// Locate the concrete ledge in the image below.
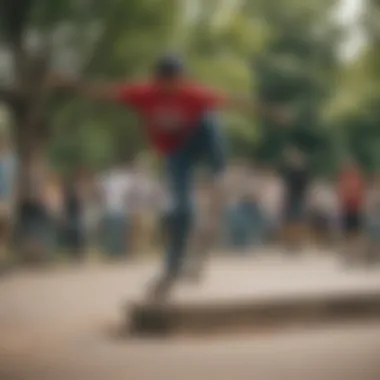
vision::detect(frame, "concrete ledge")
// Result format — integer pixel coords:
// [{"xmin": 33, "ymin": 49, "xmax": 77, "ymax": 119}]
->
[
  {"xmin": 128, "ymin": 291, "xmax": 380, "ymax": 336},
  {"xmin": 125, "ymin": 256, "xmax": 380, "ymax": 336}
]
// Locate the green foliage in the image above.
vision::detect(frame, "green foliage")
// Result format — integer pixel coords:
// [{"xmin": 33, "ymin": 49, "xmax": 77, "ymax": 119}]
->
[{"xmin": 1, "ymin": 0, "xmax": 380, "ymax": 175}]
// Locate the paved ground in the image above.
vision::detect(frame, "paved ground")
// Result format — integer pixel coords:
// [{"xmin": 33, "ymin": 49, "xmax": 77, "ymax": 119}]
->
[{"xmin": 1, "ymin": 253, "xmax": 380, "ymax": 379}]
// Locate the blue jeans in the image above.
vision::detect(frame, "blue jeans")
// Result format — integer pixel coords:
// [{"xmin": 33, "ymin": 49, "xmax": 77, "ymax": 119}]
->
[
  {"xmin": 225, "ymin": 204, "xmax": 250, "ymax": 249},
  {"xmin": 225, "ymin": 201, "xmax": 264, "ymax": 250},
  {"xmin": 102, "ymin": 212, "xmax": 128, "ymax": 256},
  {"xmin": 164, "ymin": 113, "xmax": 226, "ymax": 276}
]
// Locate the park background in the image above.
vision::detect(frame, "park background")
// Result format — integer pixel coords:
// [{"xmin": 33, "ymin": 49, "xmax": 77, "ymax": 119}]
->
[
  {"xmin": 1, "ymin": 2, "xmax": 380, "ymax": 380},
  {"xmin": 0, "ymin": 0, "xmax": 379, "ymax": 178}
]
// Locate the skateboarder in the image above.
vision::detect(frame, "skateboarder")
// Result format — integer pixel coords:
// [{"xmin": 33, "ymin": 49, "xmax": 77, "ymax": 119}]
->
[{"xmin": 50, "ymin": 55, "xmax": 288, "ymax": 301}]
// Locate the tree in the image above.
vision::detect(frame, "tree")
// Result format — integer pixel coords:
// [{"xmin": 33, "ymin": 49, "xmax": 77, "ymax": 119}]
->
[
  {"xmin": 245, "ymin": 0, "xmax": 341, "ymax": 169},
  {"xmin": 0, "ymin": 0, "xmax": 181, "ymax": 257},
  {"xmin": 325, "ymin": 0, "xmax": 380, "ymax": 172}
]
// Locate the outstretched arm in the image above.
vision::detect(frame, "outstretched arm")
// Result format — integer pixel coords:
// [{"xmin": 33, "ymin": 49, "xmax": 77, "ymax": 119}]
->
[
  {"xmin": 196, "ymin": 86, "xmax": 292, "ymax": 124},
  {"xmin": 223, "ymin": 94, "xmax": 292, "ymax": 124},
  {"xmin": 47, "ymin": 73, "xmax": 122, "ymax": 102}
]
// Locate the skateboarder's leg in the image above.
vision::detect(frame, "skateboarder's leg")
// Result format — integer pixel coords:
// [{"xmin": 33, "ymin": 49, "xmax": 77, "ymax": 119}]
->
[
  {"xmin": 187, "ymin": 113, "xmax": 227, "ymax": 278},
  {"xmin": 148, "ymin": 137, "xmax": 197, "ymax": 301}
]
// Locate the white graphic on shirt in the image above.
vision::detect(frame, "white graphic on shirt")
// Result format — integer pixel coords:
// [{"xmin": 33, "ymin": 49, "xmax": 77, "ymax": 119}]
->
[{"xmin": 153, "ymin": 106, "xmax": 185, "ymax": 132}]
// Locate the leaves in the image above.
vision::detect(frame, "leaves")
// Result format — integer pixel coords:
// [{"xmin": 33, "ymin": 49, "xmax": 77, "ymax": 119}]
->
[{"xmin": 1, "ymin": 0, "xmax": 379, "ymax": 174}]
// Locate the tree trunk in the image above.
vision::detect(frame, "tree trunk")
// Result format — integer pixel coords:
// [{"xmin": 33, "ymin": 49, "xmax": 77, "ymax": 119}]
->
[
  {"xmin": 1, "ymin": 0, "xmax": 53, "ymax": 263},
  {"xmin": 11, "ymin": 58, "xmax": 51, "ymax": 262},
  {"xmin": 12, "ymin": 94, "xmax": 51, "ymax": 262}
]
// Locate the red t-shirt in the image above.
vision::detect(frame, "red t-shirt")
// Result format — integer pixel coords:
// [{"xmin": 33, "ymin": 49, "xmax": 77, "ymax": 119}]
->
[
  {"xmin": 116, "ymin": 82, "xmax": 224, "ymax": 154},
  {"xmin": 338, "ymin": 169, "xmax": 365, "ymax": 211}
]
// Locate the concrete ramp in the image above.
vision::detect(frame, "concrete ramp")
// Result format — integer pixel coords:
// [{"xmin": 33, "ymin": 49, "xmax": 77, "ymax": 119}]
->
[{"xmin": 127, "ymin": 256, "xmax": 380, "ymax": 335}]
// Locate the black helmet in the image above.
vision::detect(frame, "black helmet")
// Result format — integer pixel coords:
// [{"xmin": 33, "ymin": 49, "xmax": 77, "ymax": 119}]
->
[{"xmin": 154, "ymin": 54, "xmax": 185, "ymax": 78}]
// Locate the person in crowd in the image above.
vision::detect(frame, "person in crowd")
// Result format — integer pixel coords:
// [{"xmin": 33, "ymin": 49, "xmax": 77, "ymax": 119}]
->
[
  {"xmin": 81, "ymin": 169, "xmax": 102, "ymax": 255},
  {"xmin": 337, "ymin": 159, "xmax": 366, "ymax": 265},
  {"xmin": 99, "ymin": 161, "xmax": 134, "ymax": 258},
  {"xmin": 0, "ymin": 132, "xmax": 17, "ymax": 271},
  {"xmin": 280, "ymin": 147, "xmax": 311, "ymax": 254},
  {"xmin": 223, "ymin": 161, "xmax": 253, "ymax": 251},
  {"xmin": 241, "ymin": 165, "xmax": 265, "ymax": 249},
  {"xmin": 364, "ymin": 173, "xmax": 380, "ymax": 264},
  {"xmin": 17, "ymin": 149, "xmax": 51, "ymax": 263},
  {"xmin": 128, "ymin": 157, "xmax": 159, "ymax": 256},
  {"xmin": 61, "ymin": 167, "xmax": 91, "ymax": 261},
  {"xmin": 259, "ymin": 167, "xmax": 284, "ymax": 246},
  {"xmin": 232, "ymin": 193, "xmax": 261, "ymax": 251},
  {"xmin": 185, "ymin": 175, "xmax": 215, "ymax": 278},
  {"xmin": 307, "ymin": 177, "xmax": 339, "ymax": 249},
  {"xmin": 43, "ymin": 171, "xmax": 63, "ymax": 253}
]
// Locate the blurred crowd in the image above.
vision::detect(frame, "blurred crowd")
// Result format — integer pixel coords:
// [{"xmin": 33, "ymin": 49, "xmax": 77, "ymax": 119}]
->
[{"xmin": 0, "ymin": 132, "xmax": 379, "ymax": 266}]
